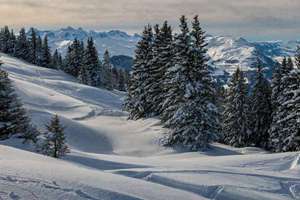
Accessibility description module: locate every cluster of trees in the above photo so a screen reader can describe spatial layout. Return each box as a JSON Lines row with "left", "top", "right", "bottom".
{"left": 125, "top": 15, "right": 300, "bottom": 152}
{"left": 125, "top": 16, "right": 220, "bottom": 150}
{"left": 0, "top": 26, "right": 59, "bottom": 68}
{"left": 63, "top": 38, "right": 128, "bottom": 91}
{"left": 0, "top": 26, "right": 129, "bottom": 91}
{"left": 223, "top": 55, "right": 300, "bottom": 152}
{"left": 0, "top": 60, "right": 68, "bottom": 158}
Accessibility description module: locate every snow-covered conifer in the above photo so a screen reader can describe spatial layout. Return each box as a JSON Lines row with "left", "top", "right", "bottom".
{"left": 102, "top": 50, "right": 113, "bottom": 90}
{"left": 41, "top": 115, "right": 69, "bottom": 158}
{"left": 41, "top": 35, "right": 52, "bottom": 68}
{"left": 79, "top": 38, "right": 101, "bottom": 86}
{"left": 28, "top": 28, "right": 37, "bottom": 64}
{"left": 15, "top": 28, "right": 29, "bottom": 60}
{"left": 248, "top": 60, "right": 272, "bottom": 148}
{"left": 124, "top": 25, "right": 153, "bottom": 119}
{"left": 164, "top": 16, "right": 219, "bottom": 150}
{"left": 223, "top": 68, "right": 250, "bottom": 147}
{"left": 0, "top": 67, "right": 38, "bottom": 141}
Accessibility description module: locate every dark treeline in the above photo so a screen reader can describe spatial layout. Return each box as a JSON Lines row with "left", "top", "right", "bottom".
{"left": 125, "top": 15, "right": 300, "bottom": 152}
{"left": 0, "top": 26, "right": 129, "bottom": 91}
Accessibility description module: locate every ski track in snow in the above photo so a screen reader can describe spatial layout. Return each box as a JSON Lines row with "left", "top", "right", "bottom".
{"left": 0, "top": 54, "right": 300, "bottom": 200}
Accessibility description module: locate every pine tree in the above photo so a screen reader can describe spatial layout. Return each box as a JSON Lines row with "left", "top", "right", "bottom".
{"left": 268, "top": 58, "right": 294, "bottom": 151}
{"left": 28, "top": 28, "right": 37, "bottom": 64}
{"left": 124, "top": 25, "right": 153, "bottom": 119}
{"left": 223, "top": 68, "right": 250, "bottom": 147}
{"left": 41, "top": 115, "right": 69, "bottom": 158}
{"left": 0, "top": 26, "right": 13, "bottom": 54}
{"left": 248, "top": 60, "right": 272, "bottom": 148}
{"left": 64, "top": 39, "right": 84, "bottom": 77}
{"left": 79, "top": 38, "right": 101, "bottom": 86}
{"left": 15, "top": 28, "right": 29, "bottom": 60}
{"left": 147, "top": 22, "right": 173, "bottom": 117}
{"left": 164, "top": 16, "right": 219, "bottom": 150}
{"left": 51, "top": 49, "right": 60, "bottom": 69}
{"left": 102, "top": 50, "right": 113, "bottom": 90}
{"left": 41, "top": 35, "right": 52, "bottom": 67}
{"left": 269, "top": 55, "right": 300, "bottom": 152}
{"left": 0, "top": 67, "right": 38, "bottom": 141}
{"left": 117, "top": 69, "right": 126, "bottom": 91}
{"left": 36, "top": 36, "right": 43, "bottom": 66}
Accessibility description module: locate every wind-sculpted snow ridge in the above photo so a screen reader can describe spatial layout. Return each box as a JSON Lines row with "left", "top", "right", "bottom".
{"left": 0, "top": 54, "right": 300, "bottom": 200}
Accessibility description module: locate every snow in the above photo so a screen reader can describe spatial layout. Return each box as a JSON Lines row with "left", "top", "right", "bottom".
{"left": 1, "top": 53, "right": 300, "bottom": 199}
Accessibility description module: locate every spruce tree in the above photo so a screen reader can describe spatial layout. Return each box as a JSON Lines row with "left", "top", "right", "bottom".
{"left": 28, "top": 28, "right": 37, "bottom": 64}
{"left": 164, "top": 16, "right": 219, "bottom": 150}
{"left": 117, "top": 69, "right": 126, "bottom": 91}
{"left": 102, "top": 50, "right": 113, "bottom": 90}
{"left": 146, "top": 22, "right": 173, "bottom": 117}
{"left": 124, "top": 25, "right": 153, "bottom": 119}
{"left": 0, "top": 67, "right": 38, "bottom": 141}
{"left": 223, "top": 68, "right": 250, "bottom": 147}
{"left": 79, "top": 38, "right": 101, "bottom": 86}
{"left": 269, "top": 55, "right": 300, "bottom": 152}
{"left": 41, "top": 115, "right": 69, "bottom": 158}
{"left": 51, "top": 49, "right": 60, "bottom": 69}
{"left": 41, "top": 35, "right": 52, "bottom": 67}
{"left": 269, "top": 58, "right": 294, "bottom": 151}
{"left": 64, "top": 39, "right": 84, "bottom": 77}
{"left": 15, "top": 28, "right": 29, "bottom": 60}
{"left": 248, "top": 60, "right": 272, "bottom": 148}
{"left": 36, "top": 36, "right": 43, "bottom": 66}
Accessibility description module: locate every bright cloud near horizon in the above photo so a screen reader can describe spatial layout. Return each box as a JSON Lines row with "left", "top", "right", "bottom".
{"left": 0, "top": 0, "right": 299, "bottom": 41}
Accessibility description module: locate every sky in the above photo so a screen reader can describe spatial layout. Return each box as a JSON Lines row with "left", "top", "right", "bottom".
{"left": 0, "top": 0, "right": 299, "bottom": 41}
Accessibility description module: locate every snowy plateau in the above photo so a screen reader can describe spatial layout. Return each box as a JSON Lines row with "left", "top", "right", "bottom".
{"left": 33, "top": 27, "right": 299, "bottom": 83}
{"left": 0, "top": 53, "right": 300, "bottom": 200}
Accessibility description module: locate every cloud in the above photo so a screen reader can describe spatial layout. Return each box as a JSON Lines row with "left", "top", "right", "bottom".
{"left": 0, "top": 0, "right": 299, "bottom": 40}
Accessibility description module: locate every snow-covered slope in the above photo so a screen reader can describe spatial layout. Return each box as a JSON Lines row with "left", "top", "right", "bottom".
{"left": 1, "top": 54, "right": 300, "bottom": 200}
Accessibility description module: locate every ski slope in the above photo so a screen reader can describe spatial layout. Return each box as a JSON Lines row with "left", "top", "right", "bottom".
{"left": 0, "top": 53, "right": 300, "bottom": 200}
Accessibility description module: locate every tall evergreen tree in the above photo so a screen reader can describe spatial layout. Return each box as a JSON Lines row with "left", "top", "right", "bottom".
{"left": 15, "top": 28, "right": 29, "bottom": 60}
{"left": 64, "top": 39, "right": 84, "bottom": 77}
{"left": 164, "top": 16, "right": 219, "bottom": 150}
{"left": 269, "top": 58, "right": 294, "bottom": 151}
{"left": 0, "top": 67, "right": 38, "bottom": 141}
{"left": 248, "top": 60, "right": 272, "bottom": 148}
{"left": 41, "top": 115, "right": 69, "bottom": 158}
{"left": 124, "top": 25, "right": 153, "bottom": 119}
{"left": 117, "top": 69, "right": 126, "bottom": 91}
{"left": 28, "top": 28, "right": 37, "bottom": 64}
{"left": 102, "top": 50, "right": 113, "bottom": 90}
{"left": 51, "top": 49, "right": 60, "bottom": 69}
{"left": 79, "top": 38, "right": 101, "bottom": 86}
{"left": 41, "top": 35, "right": 52, "bottom": 67}
{"left": 36, "top": 36, "right": 43, "bottom": 66}
{"left": 269, "top": 56, "right": 300, "bottom": 152}
{"left": 147, "top": 22, "right": 173, "bottom": 117}
{"left": 223, "top": 68, "right": 250, "bottom": 147}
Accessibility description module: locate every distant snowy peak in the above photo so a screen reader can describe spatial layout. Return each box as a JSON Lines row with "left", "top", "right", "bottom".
{"left": 33, "top": 27, "right": 298, "bottom": 84}
{"left": 34, "top": 27, "right": 141, "bottom": 57}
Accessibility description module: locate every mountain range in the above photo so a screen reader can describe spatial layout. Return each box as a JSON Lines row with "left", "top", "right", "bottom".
{"left": 33, "top": 27, "right": 299, "bottom": 84}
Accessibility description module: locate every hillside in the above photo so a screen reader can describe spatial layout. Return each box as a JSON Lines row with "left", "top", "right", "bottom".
{"left": 0, "top": 54, "right": 300, "bottom": 200}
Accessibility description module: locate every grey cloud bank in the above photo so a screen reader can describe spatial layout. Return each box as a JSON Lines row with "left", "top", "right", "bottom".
{"left": 0, "top": 0, "right": 299, "bottom": 40}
